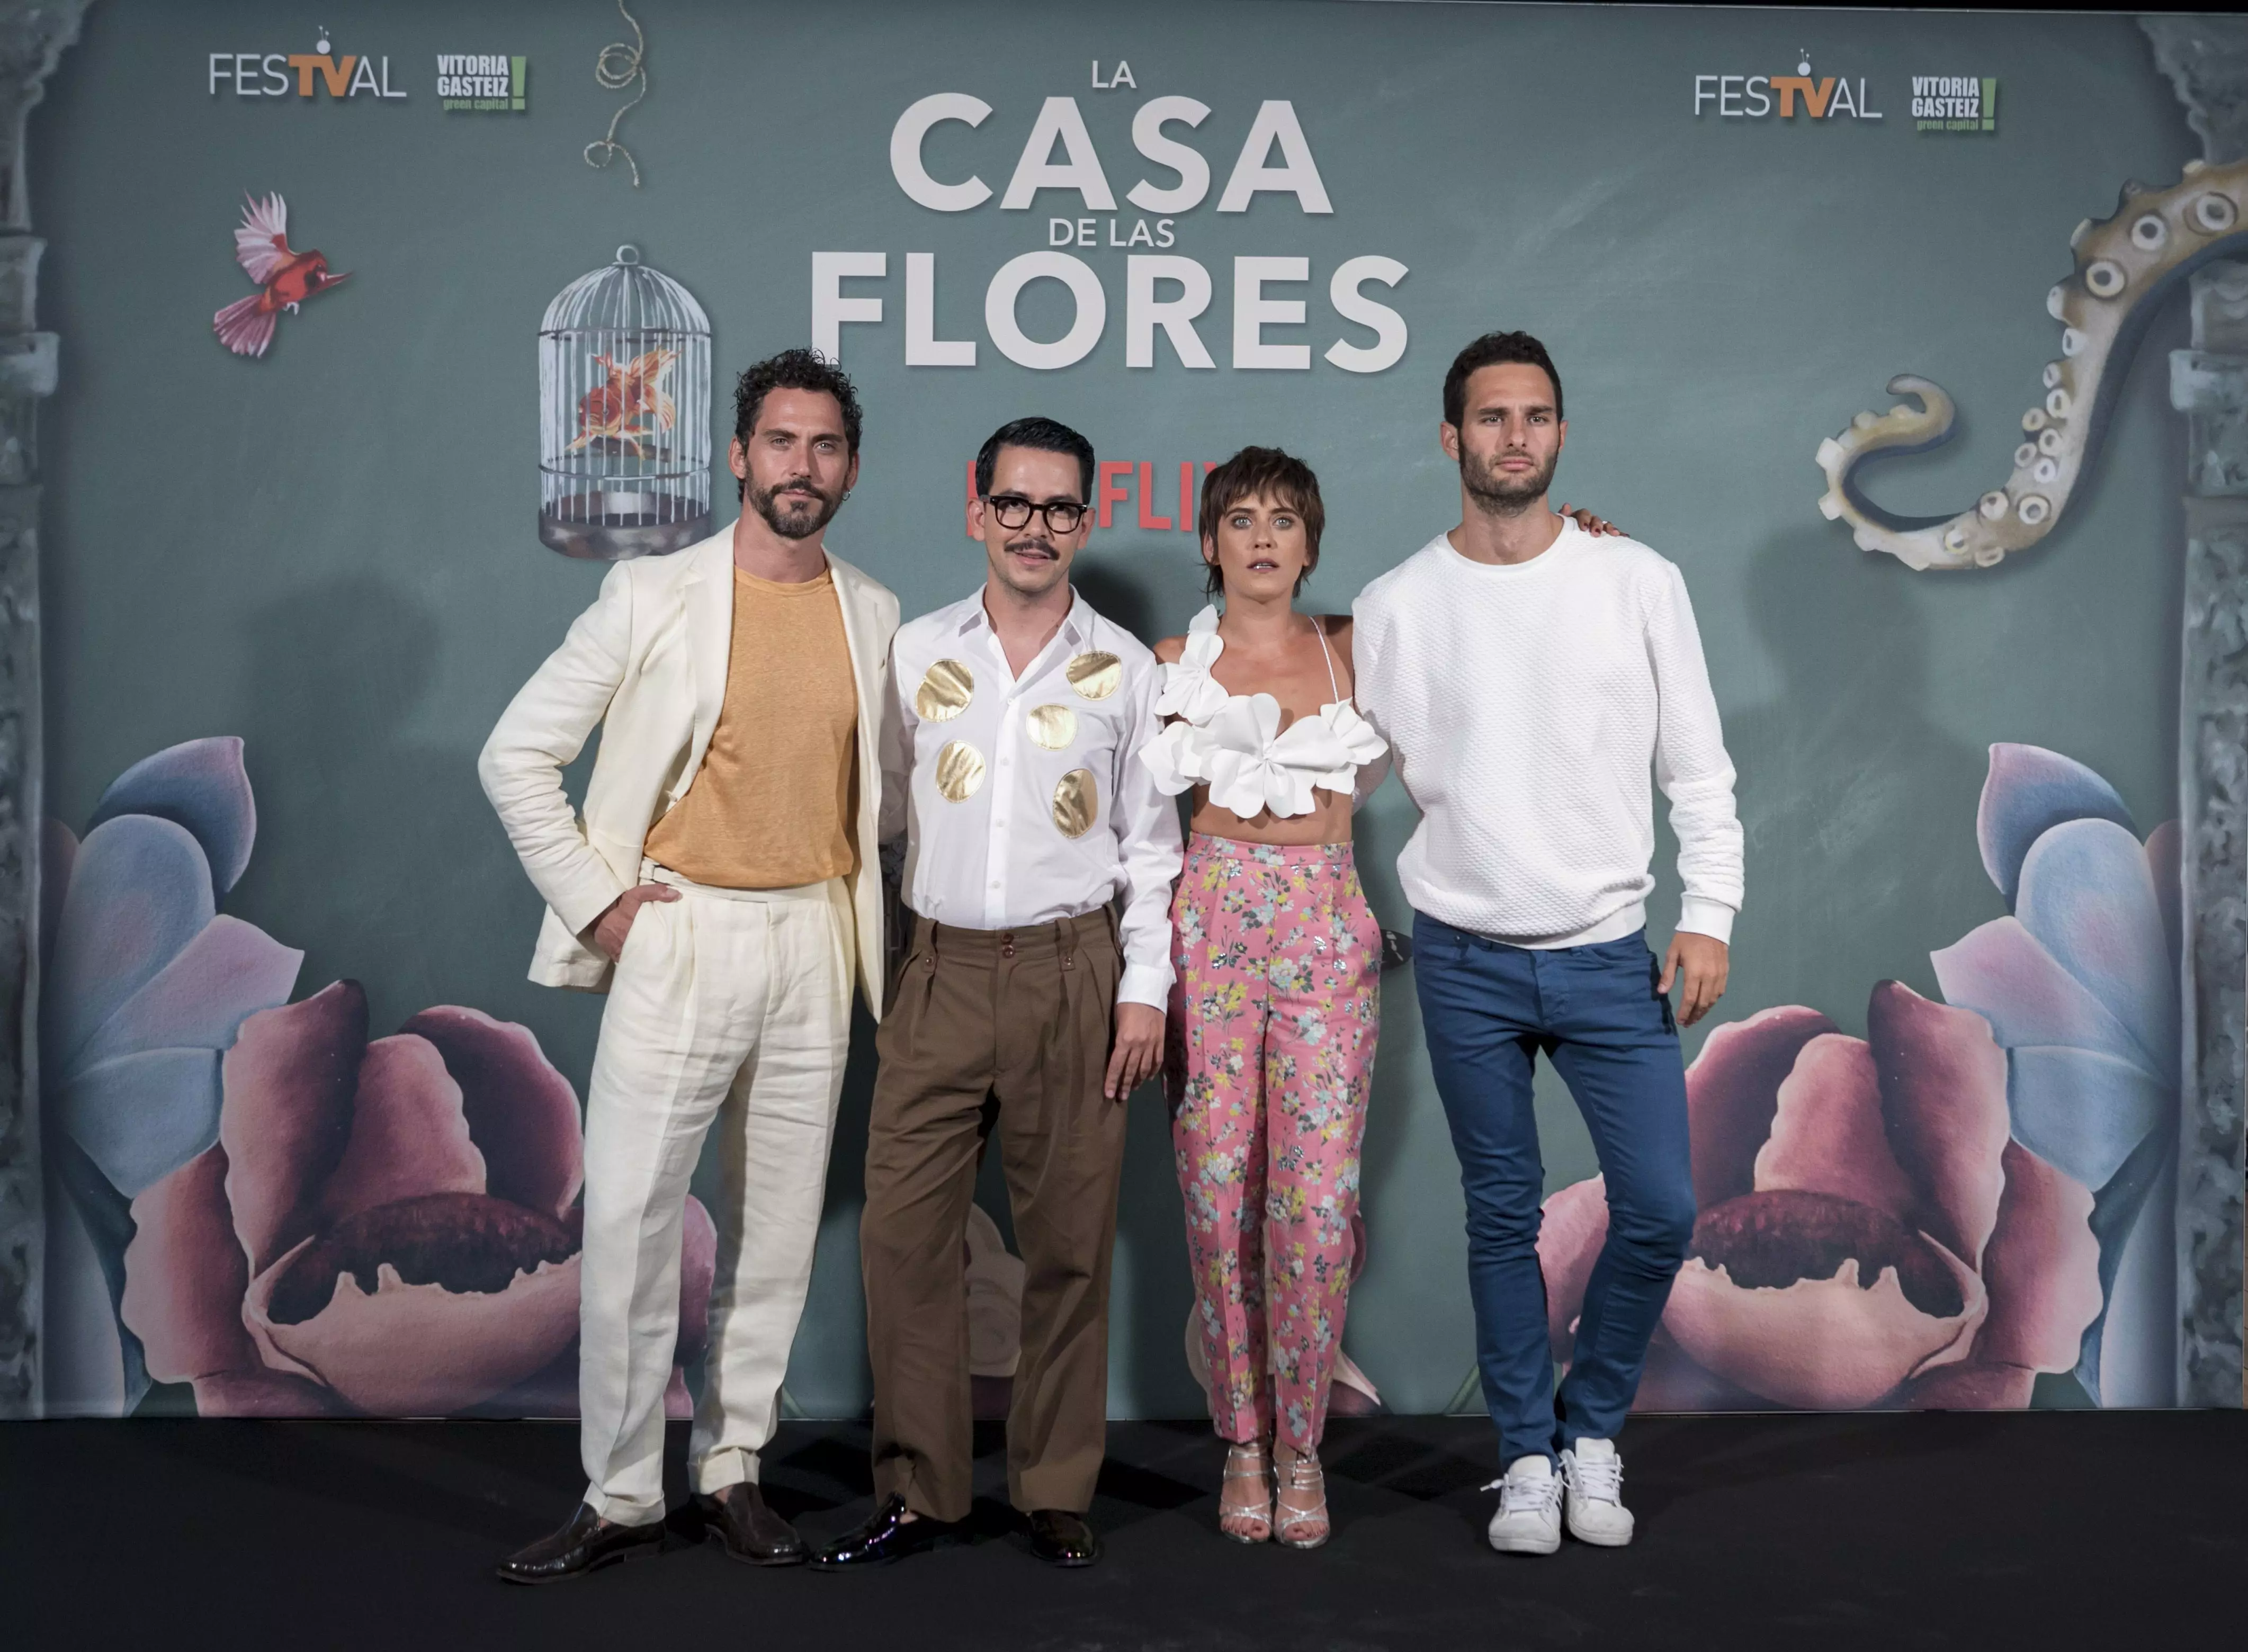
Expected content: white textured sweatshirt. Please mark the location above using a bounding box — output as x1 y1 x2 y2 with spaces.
1351 521 1743 947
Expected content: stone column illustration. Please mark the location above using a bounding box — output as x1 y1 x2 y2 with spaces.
2150 15 2248 1409
0 0 88 1420
2166 282 2248 1408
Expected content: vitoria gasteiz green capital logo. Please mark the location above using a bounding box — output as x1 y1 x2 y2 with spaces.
437 54 526 113
1912 76 1996 133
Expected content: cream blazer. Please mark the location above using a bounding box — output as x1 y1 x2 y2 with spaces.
478 527 901 1011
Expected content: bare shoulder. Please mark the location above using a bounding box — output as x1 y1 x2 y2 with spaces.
1316 612 1355 660
1152 634 1188 665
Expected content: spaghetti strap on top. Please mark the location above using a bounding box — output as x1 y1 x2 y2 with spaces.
1312 616 1346 707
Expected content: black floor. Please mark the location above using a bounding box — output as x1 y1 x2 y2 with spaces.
4 1411 2241 1650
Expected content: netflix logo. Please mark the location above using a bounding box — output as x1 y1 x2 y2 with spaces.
965 460 1213 537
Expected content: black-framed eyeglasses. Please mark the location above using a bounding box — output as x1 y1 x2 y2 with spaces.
984 493 1087 534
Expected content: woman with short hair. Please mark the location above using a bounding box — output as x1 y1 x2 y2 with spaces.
1143 447 1388 1550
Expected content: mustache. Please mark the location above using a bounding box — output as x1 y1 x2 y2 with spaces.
1004 535 1058 558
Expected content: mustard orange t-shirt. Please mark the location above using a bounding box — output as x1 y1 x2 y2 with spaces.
643 565 859 887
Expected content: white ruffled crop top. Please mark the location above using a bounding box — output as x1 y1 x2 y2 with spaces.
1138 606 1389 820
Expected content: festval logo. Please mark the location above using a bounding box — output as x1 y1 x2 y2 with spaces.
1912 76 1998 134
207 31 406 100
438 53 527 113
1692 52 1884 123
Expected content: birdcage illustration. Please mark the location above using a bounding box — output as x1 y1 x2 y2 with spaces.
538 245 711 560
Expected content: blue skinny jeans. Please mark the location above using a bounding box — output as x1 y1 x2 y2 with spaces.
1412 913 1696 1467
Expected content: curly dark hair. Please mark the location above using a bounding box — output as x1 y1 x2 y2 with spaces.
1198 446 1324 597
732 349 863 497
1442 330 1563 428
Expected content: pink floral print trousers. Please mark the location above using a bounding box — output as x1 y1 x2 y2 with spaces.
1166 833 1380 1451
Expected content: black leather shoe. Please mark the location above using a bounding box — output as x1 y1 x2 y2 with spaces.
495 1503 666 1584
808 1495 961 1569
692 1482 806 1566
1023 1508 1100 1567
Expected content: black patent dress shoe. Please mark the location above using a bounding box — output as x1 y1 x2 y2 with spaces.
808 1494 961 1569
692 1482 806 1566
495 1503 666 1584
1023 1508 1100 1567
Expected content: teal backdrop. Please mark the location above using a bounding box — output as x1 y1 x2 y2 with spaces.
30 1 2215 1420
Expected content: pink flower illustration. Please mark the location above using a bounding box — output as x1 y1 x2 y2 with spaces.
1538 987 2104 1409
120 980 714 1417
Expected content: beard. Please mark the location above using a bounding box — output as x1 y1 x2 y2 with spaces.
1461 446 1558 517
748 475 845 541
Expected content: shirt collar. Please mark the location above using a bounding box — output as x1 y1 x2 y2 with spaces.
955 586 1091 650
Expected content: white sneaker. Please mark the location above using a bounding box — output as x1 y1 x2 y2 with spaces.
1560 1438 1635 1547
1483 1455 1562 1555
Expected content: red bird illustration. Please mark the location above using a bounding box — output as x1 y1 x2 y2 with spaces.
569 347 679 457
213 192 350 358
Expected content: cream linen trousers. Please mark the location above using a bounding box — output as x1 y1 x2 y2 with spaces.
579 861 855 1525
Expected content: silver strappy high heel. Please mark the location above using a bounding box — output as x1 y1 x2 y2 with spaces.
1274 1444 1329 1550
1219 1439 1274 1543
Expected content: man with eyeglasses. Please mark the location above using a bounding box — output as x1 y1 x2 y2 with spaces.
811 417 1181 1571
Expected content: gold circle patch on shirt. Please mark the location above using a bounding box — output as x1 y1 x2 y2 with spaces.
915 658 975 721
1026 704 1078 750
1052 768 1099 838
1064 651 1122 701
935 740 987 802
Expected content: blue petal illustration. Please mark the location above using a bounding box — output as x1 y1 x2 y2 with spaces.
2144 821 2182 976
70 915 301 1076
2074 1128 2173 1404
1932 917 2146 1074
2006 1044 2170 1192
41 816 215 1073
42 1163 129 1415
57 1047 225 1198
57 1047 226 1205
2014 819 2178 1087
1977 744 2135 909
46 1132 151 1413
87 736 257 898
40 819 76 973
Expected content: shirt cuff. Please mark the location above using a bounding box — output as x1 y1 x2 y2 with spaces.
1677 895 1736 946
1117 960 1174 1011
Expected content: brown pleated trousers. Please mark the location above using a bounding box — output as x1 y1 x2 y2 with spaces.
861 911 1126 1521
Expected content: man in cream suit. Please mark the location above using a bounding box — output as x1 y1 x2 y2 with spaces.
481 349 899 1583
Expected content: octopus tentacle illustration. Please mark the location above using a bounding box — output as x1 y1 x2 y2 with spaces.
1817 157 2248 569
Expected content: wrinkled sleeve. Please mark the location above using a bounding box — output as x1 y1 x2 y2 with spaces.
1112 659 1186 1009
478 565 636 937
1649 562 1744 942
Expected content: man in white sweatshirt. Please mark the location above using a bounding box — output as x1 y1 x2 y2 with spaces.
1352 330 1743 1556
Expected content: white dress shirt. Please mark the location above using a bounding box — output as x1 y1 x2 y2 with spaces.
884 588 1183 1009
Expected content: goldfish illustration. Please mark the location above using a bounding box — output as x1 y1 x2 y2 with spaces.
213 192 350 358
569 347 679 457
